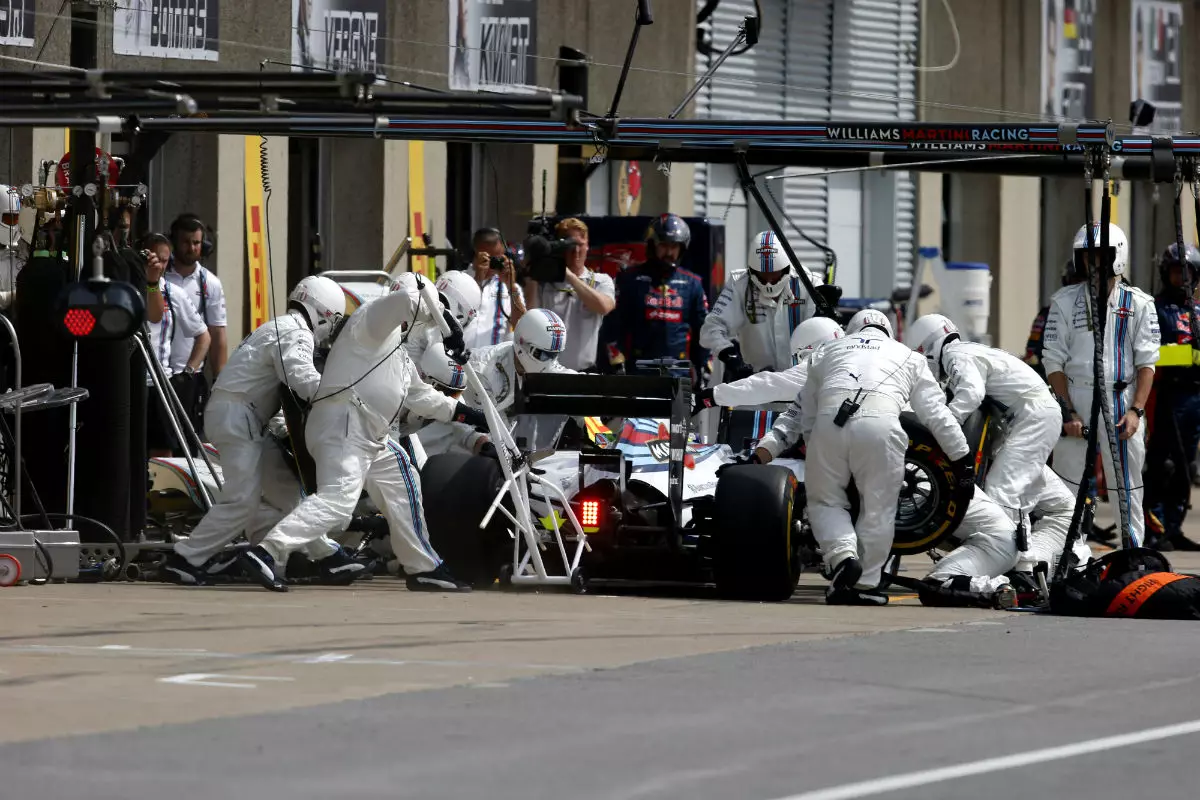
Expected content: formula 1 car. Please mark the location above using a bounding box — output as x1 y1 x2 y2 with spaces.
420 371 987 600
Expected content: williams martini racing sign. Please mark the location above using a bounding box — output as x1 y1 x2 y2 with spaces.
449 0 538 93
113 0 220 61
822 125 1086 153
292 0 386 74
0 0 35 47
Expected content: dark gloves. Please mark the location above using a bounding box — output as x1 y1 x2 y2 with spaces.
813 284 843 313
718 347 755 381
453 402 487 432
716 450 762 476
477 441 499 460
442 309 469 365
691 387 717 416
952 454 977 501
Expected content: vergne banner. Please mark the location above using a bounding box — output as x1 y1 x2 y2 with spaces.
113 0 220 61
0 0 35 47
1040 0 1096 121
292 0 386 73
449 0 537 93
1131 1 1183 134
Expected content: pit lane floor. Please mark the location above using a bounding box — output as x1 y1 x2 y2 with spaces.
2 534 1199 798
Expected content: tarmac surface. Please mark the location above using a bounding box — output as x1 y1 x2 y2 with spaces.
3 528 1200 798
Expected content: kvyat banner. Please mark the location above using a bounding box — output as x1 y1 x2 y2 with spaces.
293 0 386 73
1131 1 1183 134
449 0 537 93
0 0 35 47
1041 0 1096 122
113 0 220 61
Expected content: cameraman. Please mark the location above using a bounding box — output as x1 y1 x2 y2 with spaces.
526 218 615 371
464 227 526 349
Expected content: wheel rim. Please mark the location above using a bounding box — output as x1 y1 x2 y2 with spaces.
896 459 940 534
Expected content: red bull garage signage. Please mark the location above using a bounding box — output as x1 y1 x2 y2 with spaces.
113 0 220 61
293 0 385 73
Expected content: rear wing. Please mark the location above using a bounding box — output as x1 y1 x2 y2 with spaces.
516 373 692 529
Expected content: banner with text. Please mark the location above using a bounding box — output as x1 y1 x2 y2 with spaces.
1040 0 1096 122
292 0 386 73
113 0 220 60
449 0 537 93
1132 1 1184 134
0 0 35 47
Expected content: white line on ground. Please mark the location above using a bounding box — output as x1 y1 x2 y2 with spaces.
904 628 959 633
159 673 296 689
771 717 1200 800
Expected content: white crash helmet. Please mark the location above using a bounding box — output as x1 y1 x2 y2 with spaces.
419 341 468 396
289 275 346 345
392 272 443 327
907 313 960 379
1072 222 1129 278
789 316 844 364
436 269 482 328
0 185 19 248
746 230 794 300
846 308 894 338
513 308 568 373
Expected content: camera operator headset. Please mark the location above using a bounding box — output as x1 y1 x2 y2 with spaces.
463 226 526 350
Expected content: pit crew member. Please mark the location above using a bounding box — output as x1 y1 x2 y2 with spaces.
1043 222 1160 548
700 230 825 379
799 308 972 605
607 214 709 379
907 313 1062 527
241 275 484 593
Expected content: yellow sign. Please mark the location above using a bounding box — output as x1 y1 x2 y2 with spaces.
408 141 433 278
244 137 269 330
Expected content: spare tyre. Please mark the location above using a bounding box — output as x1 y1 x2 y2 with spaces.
421 452 512 588
846 413 974 556
712 464 800 601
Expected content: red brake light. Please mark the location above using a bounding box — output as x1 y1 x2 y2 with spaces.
63 308 96 336
581 499 600 528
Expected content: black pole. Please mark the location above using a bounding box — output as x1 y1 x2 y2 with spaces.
67 1 98 275
554 47 589 216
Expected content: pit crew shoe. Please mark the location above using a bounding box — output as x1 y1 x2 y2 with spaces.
316 546 372 586
406 563 472 593
204 549 244 578
828 556 863 593
159 553 208 586
239 545 289 592
825 586 889 606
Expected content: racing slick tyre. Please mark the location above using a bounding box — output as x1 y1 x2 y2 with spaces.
847 413 973 556
421 453 511 589
712 464 800 602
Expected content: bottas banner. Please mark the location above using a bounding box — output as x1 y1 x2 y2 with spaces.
1040 0 1096 121
113 0 220 60
292 0 386 73
1132 1 1184 134
0 0 35 47
449 0 537 93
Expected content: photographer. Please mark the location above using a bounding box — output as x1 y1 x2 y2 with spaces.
464 227 526 349
526 218 615 371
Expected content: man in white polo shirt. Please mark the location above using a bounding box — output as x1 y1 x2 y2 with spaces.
527 217 615 371
165 214 227 435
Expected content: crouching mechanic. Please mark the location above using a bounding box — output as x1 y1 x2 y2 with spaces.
405 342 492 459
908 313 1062 529
240 275 486 593
164 275 355 585
701 230 828 380
403 270 482 366
799 309 973 605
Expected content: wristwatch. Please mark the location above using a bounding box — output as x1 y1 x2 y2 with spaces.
1132 406 1145 418
183 366 198 376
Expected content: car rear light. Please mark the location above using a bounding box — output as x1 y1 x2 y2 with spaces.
581 499 600 529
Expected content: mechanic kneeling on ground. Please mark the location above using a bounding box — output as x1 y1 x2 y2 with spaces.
164 276 354 586
240 274 485 593
700 230 828 380
605 213 709 381
796 309 973 606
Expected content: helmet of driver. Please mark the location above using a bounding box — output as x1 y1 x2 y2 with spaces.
746 230 795 301
907 313 961 379
513 308 568 373
435 270 482 328
845 308 894 338
289 275 346 345
419 341 468 397
1158 242 1200 288
1072 222 1129 278
789 316 844 364
0 185 19 248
